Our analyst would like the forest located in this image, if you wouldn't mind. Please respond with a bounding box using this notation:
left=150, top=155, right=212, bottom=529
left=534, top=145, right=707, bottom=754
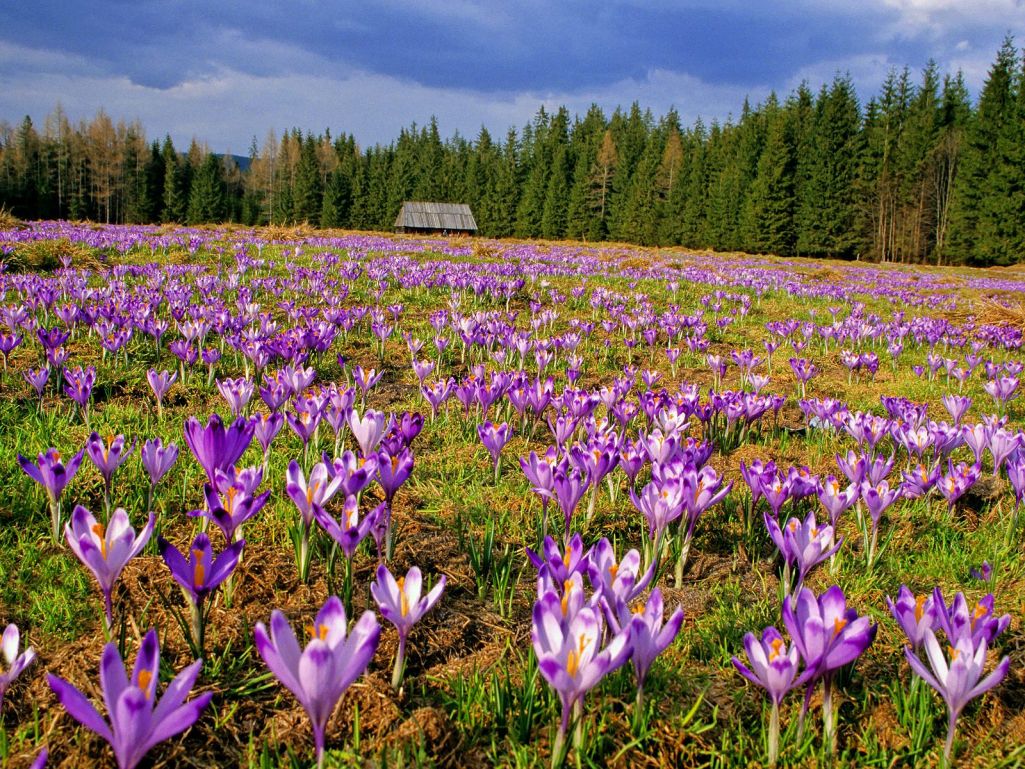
left=1, top=38, right=1023, bottom=266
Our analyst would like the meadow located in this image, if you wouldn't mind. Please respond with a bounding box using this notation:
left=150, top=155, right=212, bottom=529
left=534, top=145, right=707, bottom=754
left=0, top=220, right=1023, bottom=768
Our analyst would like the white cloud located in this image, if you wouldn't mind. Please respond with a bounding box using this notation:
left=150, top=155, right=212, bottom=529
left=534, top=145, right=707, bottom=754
left=0, top=62, right=770, bottom=152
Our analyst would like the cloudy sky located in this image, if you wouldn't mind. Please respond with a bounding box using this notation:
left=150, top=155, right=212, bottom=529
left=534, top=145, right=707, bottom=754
left=0, top=1, right=1019, bottom=153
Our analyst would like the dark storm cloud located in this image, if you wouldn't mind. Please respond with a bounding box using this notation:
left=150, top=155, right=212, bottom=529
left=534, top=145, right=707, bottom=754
left=0, top=0, right=1018, bottom=149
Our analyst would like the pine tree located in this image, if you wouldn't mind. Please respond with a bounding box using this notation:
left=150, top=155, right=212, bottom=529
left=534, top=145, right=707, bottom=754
left=292, top=133, right=323, bottom=224
left=796, top=76, right=862, bottom=257
left=950, top=36, right=1019, bottom=263
left=187, top=152, right=225, bottom=223
left=743, top=99, right=796, bottom=254
left=161, top=136, right=186, bottom=223
left=930, top=73, right=970, bottom=264
left=540, top=109, right=571, bottom=239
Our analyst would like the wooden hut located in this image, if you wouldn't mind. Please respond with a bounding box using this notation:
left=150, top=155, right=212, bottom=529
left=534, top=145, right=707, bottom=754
left=394, top=202, right=478, bottom=235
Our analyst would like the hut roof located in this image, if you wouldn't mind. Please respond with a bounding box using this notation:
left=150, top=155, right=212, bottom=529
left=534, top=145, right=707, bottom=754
left=394, top=201, right=478, bottom=232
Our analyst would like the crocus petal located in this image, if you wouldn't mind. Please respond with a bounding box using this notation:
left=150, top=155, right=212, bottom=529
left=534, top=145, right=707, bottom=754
left=151, top=659, right=203, bottom=726
left=100, top=642, right=130, bottom=724
left=113, top=687, right=153, bottom=769
left=48, top=674, right=114, bottom=743
left=140, top=693, right=213, bottom=760
left=966, top=655, right=1011, bottom=702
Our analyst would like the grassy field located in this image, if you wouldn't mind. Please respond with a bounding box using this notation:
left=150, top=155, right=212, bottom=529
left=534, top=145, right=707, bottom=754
left=0, top=221, right=1023, bottom=768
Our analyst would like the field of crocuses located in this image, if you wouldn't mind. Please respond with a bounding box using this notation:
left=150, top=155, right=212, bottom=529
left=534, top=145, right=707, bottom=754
left=1, top=220, right=1024, bottom=769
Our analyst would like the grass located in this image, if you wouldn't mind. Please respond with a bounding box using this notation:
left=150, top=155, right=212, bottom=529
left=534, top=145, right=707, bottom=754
left=0, top=221, right=1022, bottom=768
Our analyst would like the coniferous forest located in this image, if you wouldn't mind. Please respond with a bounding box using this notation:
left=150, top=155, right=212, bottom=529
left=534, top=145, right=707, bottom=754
left=2, top=39, right=1024, bottom=266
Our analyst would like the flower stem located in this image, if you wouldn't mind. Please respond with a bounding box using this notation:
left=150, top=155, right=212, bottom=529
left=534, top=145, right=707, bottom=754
left=391, top=634, right=407, bottom=691
left=822, top=677, right=836, bottom=754
left=190, top=600, right=205, bottom=659
left=943, top=710, right=958, bottom=767
left=768, top=700, right=780, bottom=767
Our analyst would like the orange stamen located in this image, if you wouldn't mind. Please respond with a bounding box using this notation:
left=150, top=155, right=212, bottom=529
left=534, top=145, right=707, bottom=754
left=306, top=623, right=329, bottom=641
left=137, top=669, right=153, bottom=699
left=92, top=523, right=108, bottom=559
left=192, top=548, right=206, bottom=588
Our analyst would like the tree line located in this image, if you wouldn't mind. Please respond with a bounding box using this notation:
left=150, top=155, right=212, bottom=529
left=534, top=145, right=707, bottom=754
left=1, top=38, right=1023, bottom=265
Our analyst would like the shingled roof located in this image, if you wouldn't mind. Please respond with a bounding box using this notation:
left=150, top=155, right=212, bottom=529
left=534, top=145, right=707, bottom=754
left=394, top=201, right=478, bottom=233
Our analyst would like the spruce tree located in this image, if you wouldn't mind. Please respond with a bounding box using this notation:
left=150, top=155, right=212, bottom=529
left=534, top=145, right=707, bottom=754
left=187, top=152, right=225, bottom=224
left=161, top=136, right=186, bottom=223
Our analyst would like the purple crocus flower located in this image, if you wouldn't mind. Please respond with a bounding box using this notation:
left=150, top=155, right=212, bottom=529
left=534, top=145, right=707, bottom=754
left=932, top=589, right=1010, bottom=647
left=254, top=411, right=285, bottom=460
left=835, top=450, right=867, bottom=486
left=886, top=585, right=939, bottom=651
left=783, top=586, right=877, bottom=749
left=286, top=461, right=343, bottom=525
left=64, top=364, right=96, bottom=422
left=371, top=564, right=446, bottom=689
left=864, top=454, right=895, bottom=485
left=313, top=496, right=377, bottom=561
left=905, top=629, right=1010, bottom=765
left=159, top=532, right=245, bottom=654
left=24, top=365, right=49, bottom=398
left=732, top=626, right=800, bottom=766
left=761, top=475, right=792, bottom=518
left=376, top=447, right=413, bottom=504
left=630, top=477, right=683, bottom=548
left=740, top=459, right=777, bottom=508
left=285, top=405, right=322, bottom=448
left=817, top=475, right=858, bottom=528
left=66, top=505, right=155, bottom=627
left=941, top=394, right=972, bottom=424
left=323, top=450, right=379, bottom=497
left=553, top=464, right=591, bottom=544
left=860, top=480, right=901, bottom=569
left=970, top=561, right=993, bottom=582
left=159, top=531, right=244, bottom=606
left=532, top=590, right=632, bottom=767
left=140, top=438, right=178, bottom=488
left=18, top=446, right=85, bottom=540
left=255, top=597, right=380, bottom=769
left=766, top=511, right=842, bottom=595
left=216, top=377, right=254, bottom=418
left=984, top=375, right=1019, bottom=413
left=937, top=461, right=979, bottom=511
left=624, top=588, right=684, bottom=705
left=528, top=533, right=590, bottom=593
left=85, top=432, right=136, bottom=514
left=348, top=408, right=387, bottom=457
left=900, top=462, right=941, bottom=498
left=675, top=464, right=731, bottom=583
left=196, top=477, right=270, bottom=544
left=146, top=369, right=177, bottom=418
left=962, top=423, right=990, bottom=466
left=478, top=421, right=513, bottom=480
left=0, top=623, right=36, bottom=710
left=586, top=537, right=653, bottom=609
left=520, top=448, right=558, bottom=534
left=48, top=629, right=212, bottom=769
left=183, top=414, right=254, bottom=485
left=987, top=428, right=1021, bottom=477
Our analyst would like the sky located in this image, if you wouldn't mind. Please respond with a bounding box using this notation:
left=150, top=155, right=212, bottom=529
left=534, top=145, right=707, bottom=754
left=0, top=1, right=1020, bottom=154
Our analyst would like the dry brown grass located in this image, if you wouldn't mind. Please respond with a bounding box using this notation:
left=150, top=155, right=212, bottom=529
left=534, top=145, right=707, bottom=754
left=5, top=237, right=104, bottom=273
left=976, top=297, right=1025, bottom=331
left=0, top=204, right=24, bottom=230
